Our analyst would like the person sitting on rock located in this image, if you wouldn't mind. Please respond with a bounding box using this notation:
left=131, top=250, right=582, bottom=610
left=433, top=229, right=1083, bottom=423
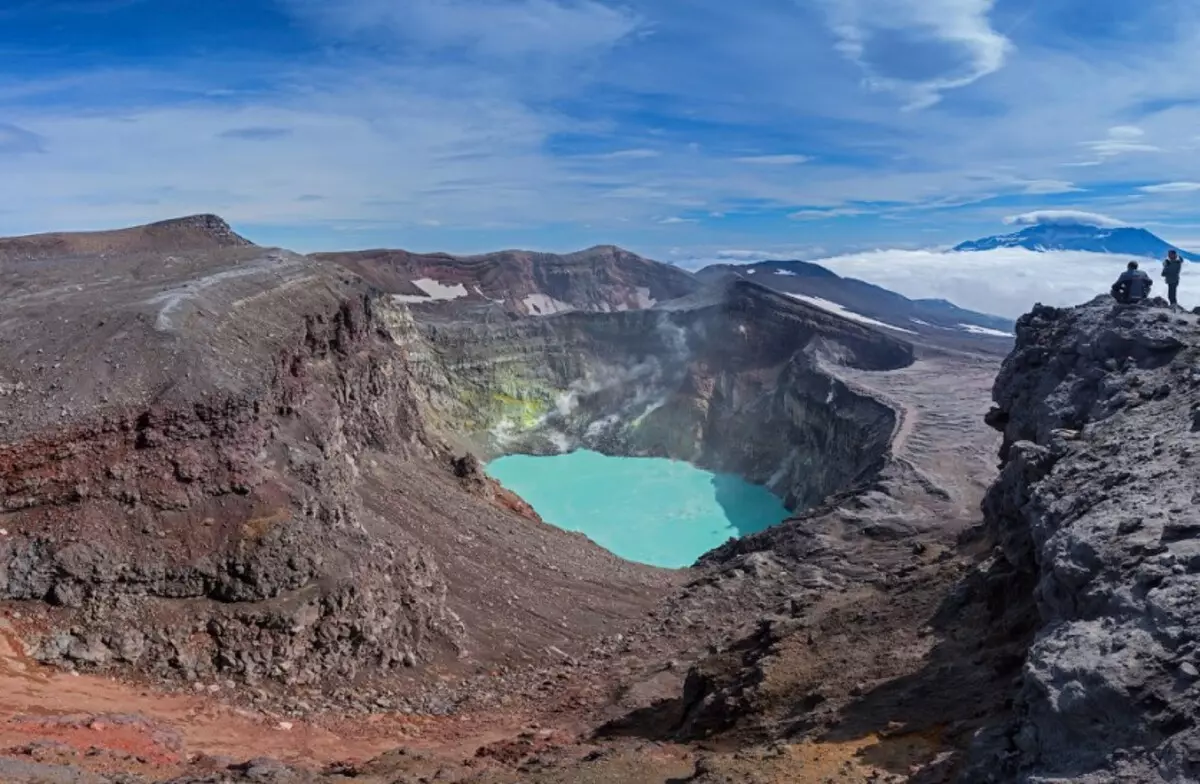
left=1111, top=261, right=1153, bottom=304
left=1163, top=249, right=1184, bottom=310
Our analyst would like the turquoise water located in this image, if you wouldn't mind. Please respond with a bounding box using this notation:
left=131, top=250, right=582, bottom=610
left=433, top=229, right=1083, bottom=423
left=486, top=449, right=790, bottom=569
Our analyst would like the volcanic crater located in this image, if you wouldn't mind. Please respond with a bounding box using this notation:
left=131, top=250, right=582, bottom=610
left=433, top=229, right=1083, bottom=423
left=0, top=215, right=1026, bottom=783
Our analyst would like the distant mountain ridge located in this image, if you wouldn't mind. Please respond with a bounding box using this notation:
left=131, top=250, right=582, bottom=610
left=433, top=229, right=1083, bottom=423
left=954, top=223, right=1200, bottom=261
left=313, top=244, right=701, bottom=317
left=694, top=258, right=1015, bottom=342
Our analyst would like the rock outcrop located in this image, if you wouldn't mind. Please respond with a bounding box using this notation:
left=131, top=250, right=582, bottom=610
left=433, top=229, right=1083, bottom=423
left=968, top=297, right=1200, bottom=782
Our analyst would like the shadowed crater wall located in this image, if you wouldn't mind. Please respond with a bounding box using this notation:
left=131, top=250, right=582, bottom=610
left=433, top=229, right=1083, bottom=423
left=393, top=280, right=911, bottom=513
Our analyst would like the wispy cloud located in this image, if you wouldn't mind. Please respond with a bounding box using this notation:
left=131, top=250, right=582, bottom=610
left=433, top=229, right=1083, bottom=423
left=734, top=154, right=811, bottom=165
left=218, top=126, right=293, bottom=141
left=659, top=216, right=698, bottom=224
left=1021, top=179, right=1083, bottom=194
left=1083, top=125, right=1162, bottom=158
left=280, top=0, right=642, bottom=57
left=789, top=207, right=870, bottom=220
left=1004, top=210, right=1125, bottom=228
left=815, top=0, right=1012, bottom=109
left=590, top=148, right=661, bottom=160
left=1139, top=181, right=1200, bottom=194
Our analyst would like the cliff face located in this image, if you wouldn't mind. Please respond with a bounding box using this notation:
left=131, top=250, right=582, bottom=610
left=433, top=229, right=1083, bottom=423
left=970, top=297, right=1200, bottom=782
left=0, top=237, right=672, bottom=707
left=396, top=281, right=910, bottom=512
left=314, top=244, right=701, bottom=316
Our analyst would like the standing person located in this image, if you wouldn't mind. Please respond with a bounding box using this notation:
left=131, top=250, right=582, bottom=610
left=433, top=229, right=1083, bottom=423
left=1163, top=249, right=1184, bottom=311
left=1111, top=261, right=1153, bottom=304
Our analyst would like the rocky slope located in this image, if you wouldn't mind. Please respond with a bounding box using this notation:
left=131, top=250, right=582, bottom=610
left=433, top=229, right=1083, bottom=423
left=314, top=244, right=700, bottom=316
left=0, top=214, right=252, bottom=261
left=960, top=297, right=1200, bottom=782
left=0, top=222, right=673, bottom=709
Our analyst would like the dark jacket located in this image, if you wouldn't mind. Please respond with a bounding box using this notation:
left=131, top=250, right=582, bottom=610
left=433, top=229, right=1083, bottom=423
left=1164, top=256, right=1184, bottom=283
left=1113, top=268, right=1153, bottom=300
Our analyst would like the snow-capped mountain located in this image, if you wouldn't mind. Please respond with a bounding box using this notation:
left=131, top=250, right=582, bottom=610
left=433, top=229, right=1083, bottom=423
left=694, top=258, right=1015, bottom=342
left=955, top=223, right=1200, bottom=261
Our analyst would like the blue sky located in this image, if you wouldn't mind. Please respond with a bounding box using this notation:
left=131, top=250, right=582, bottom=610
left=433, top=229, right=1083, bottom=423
left=3, top=0, right=1200, bottom=262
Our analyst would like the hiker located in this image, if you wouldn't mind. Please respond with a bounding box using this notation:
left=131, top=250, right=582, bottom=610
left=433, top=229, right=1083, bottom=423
left=1111, top=261, right=1153, bottom=304
left=1163, top=249, right=1184, bottom=310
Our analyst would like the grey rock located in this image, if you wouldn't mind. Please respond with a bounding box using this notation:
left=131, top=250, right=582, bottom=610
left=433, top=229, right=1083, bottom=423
left=971, top=297, right=1200, bottom=781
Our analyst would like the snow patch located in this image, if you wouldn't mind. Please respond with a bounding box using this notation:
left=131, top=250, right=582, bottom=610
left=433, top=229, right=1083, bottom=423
left=523, top=293, right=575, bottom=316
left=958, top=323, right=1014, bottom=338
left=393, top=278, right=469, bottom=303
left=774, top=270, right=798, bottom=276
left=786, top=294, right=918, bottom=335
left=635, top=287, right=657, bottom=309
left=473, top=285, right=503, bottom=303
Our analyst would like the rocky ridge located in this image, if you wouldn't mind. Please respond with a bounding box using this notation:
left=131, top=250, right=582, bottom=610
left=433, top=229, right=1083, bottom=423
left=0, top=215, right=252, bottom=262
left=315, top=244, right=700, bottom=316
left=961, top=297, right=1200, bottom=782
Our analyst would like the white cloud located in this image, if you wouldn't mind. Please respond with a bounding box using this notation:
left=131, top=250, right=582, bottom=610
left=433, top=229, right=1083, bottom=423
left=1083, top=125, right=1162, bottom=158
left=815, top=0, right=1012, bottom=108
left=591, top=148, right=661, bottom=159
left=734, top=154, right=811, bottom=165
left=789, top=207, right=870, bottom=220
left=715, top=249, right=770, bottom=260
left=1139, top=181, right=1200, bottom=194
left=659, top=216, right=698, bottom=224
left=813, top=247, right=1200, bottom=318
left=1021, top=179, right=1083, bottom=194
left=1109, top=126, right=1144, bottom=140
left=1003, top=210, right=1126, bottom=229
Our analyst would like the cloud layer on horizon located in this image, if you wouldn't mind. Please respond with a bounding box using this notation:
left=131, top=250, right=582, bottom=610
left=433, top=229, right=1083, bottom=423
left=811, top=248, right=1200, bottom=318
